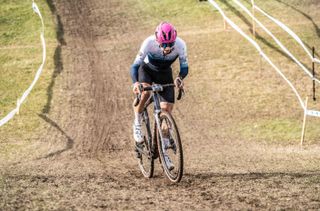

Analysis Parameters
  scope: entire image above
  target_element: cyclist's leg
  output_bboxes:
[157,71,175,170]
[157,67,175,113]
[136,63,153,112]
[157,68,174,137]
[160,102,173,113]
[133,64,152,143]
[159,79,175,114]
[134,82,150,114]
[160,103,173,138]
[160,102,174,145]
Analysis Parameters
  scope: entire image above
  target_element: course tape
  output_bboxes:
[234,0,320,85]
[0,2,46,127]
[208,0,320,117]
[208,0,305,110]
[253,4,320,65]
[306,109,320,117]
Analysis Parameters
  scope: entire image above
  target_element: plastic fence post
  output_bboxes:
[313,47,316,101]
[17,99,20,115]
[300,97,308,146]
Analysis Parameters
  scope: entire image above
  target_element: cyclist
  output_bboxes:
[130,22,189,169]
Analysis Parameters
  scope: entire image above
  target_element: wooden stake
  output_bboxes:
[313,47,316,101]
[300,97,308,146]
[223,18,227,30]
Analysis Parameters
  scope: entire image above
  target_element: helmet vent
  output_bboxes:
[168,31,172,41]
[162,31,167,40]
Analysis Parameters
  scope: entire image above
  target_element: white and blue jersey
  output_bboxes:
[130,35,189,83]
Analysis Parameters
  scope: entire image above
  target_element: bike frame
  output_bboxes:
[134,83,184,182]
[134,83,183,155]
[143,84,172,154]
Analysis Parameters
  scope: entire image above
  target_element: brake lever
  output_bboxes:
[177,87,184,100]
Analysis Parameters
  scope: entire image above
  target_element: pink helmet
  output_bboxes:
[155,22,177,44]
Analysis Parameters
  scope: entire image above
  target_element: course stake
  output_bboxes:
[300,97,308,146]
[313,47,316,101]
[17,99,20,115]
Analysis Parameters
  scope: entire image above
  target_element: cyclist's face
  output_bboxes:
[160,42,175,55]
[162,46,171,55]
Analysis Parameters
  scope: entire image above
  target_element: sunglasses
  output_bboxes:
[161,42,175,48]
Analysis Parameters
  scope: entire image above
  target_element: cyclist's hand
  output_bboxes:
[174,77,184,89]
[132,82,140,94]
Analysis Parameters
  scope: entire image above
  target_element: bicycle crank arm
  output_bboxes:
[135,146,152,159]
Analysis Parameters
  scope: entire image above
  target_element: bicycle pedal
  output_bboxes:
[169,138,177,152]
[136,153,142,159]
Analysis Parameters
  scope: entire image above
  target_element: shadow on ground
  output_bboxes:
[42,0,67,114]
[38,114,74,159]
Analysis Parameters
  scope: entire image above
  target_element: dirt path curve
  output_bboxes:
[1,0,320,210]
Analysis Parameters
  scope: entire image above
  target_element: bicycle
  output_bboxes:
[133,83,184,183]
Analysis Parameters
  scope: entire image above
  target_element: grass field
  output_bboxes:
[0,0,56,147]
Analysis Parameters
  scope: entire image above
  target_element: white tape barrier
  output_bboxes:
[208,0,320,117]
[207,0,305,110]
[306,110,320,117]
[233,0,320,84]
[253,4,320,65]
[0,2,46,127]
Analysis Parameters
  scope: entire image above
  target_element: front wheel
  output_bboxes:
[156,111,183,183]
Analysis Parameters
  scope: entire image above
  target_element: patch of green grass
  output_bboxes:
[0,0,55,45]
[0,0,56,142]
[238,118,320,144]
[136,0,215,27]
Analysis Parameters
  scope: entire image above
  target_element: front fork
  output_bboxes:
[143,109,153,157]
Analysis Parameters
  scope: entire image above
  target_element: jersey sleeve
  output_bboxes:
[130,36,151,83]
[178,39,189,79]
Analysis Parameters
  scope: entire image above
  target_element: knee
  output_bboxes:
[140,83,151,100]
[141,91,150,100]
[161,103,173,113]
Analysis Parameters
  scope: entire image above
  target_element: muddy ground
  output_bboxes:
[1,0,320,210]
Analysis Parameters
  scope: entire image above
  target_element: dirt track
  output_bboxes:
[1,0,320,210]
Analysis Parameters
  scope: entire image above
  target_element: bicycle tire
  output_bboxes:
[156,111,183,183]
[137,110,154,178]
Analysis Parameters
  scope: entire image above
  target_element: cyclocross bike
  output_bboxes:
[133,83,184,183]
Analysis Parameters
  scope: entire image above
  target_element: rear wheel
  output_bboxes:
[156,111,183,183]
[137,111,154,178]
